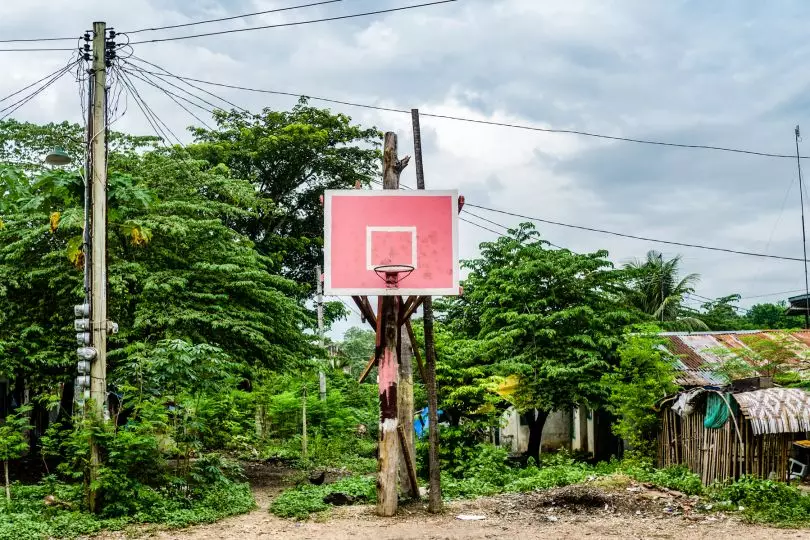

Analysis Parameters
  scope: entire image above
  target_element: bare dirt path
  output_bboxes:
[97,464,810,540]
[99,489,810,540]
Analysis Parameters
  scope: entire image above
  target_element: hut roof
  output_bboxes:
[660,330,810,387]
[732,388,810,435]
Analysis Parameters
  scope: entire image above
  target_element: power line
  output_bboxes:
[0,35,77,44]
[125,66,810,160]
[465,203,810,263]
[129,1,459,45]
[124,0,345,34]
[738,289,805,300]
[0,60,79,120]
[0,46,77,53]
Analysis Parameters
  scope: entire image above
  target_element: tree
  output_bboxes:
[0,405,31,500]
[0,121,317,448]
[623,250,707,330]
[337,327,376,374]
[188,100,381,287]
[440,223,636,462]
[695,294,750,330]
[746,302,804,330]
[602,327,677,456]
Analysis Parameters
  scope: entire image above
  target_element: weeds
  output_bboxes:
[269,475,376,519]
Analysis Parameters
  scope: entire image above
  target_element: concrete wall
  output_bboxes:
[571,405,596,457]
[499,408,571,454]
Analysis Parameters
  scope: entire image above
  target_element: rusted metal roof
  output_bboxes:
[661,330,810,387]
[733,388,810,435]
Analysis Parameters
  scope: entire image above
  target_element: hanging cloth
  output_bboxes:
[704,392,738,429]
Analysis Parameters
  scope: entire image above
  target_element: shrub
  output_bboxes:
[269,475,376,520]
[711,476,810,527]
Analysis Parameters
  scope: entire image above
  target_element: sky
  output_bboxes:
[2,0,810,338]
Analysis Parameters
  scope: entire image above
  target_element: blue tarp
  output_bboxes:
[414,406,443,438]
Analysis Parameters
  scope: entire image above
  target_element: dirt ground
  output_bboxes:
[97,464,810,540]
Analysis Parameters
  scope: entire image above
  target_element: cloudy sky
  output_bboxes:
[3,0,810,337]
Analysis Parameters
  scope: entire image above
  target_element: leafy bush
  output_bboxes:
[270,475,376,519]
[711,476,810,527]
[0,479,254,540]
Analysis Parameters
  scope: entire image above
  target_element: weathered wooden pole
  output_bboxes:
[412,109,442,511]
[376,132,409,516]
[398,326,418,498]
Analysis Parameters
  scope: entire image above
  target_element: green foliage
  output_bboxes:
[0,478,253,540]
[189,99,381,287]
[745,302,805,330]
[602,328,677,455]
[0,405,32,499]
[438,223,638,460]
[623,250,706,330]
[711,476,810,527]
[709,331,809,382]
[269,475,376,519]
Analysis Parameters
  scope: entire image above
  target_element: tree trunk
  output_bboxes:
[397,326,417,498]
[525,410,550,465]
[4,460,9,501]
[423,297,442,512]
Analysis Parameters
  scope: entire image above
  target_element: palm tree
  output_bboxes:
[624,250,708,330]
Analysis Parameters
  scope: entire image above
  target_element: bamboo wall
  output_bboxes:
[658,405,793,485]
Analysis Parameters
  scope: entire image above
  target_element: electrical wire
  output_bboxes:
[0,60,79,120]
[124,0,346,34]
[0,46,77,52]
[127,56,249,112]
[0,60,79,104]
[123,67,810,160]
[465,203,810,263]
[129,0,459,44]
[122,67,215,129]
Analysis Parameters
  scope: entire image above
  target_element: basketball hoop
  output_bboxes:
[373,264,415,289]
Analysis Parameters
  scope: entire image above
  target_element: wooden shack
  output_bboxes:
[658,387,810,484]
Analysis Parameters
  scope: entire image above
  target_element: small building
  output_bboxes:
[658,385,810,484]
[657,330,810,484]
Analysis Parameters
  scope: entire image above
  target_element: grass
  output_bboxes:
[0,479,255,540]
[270,475,376,519]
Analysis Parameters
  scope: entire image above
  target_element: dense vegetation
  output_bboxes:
[1,108,808,537]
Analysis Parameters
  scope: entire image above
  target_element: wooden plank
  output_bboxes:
[357,351,379,384]
[405,319,428,383]
[397,424,420,499]
[399,296,424,326]
[352,296,377,330]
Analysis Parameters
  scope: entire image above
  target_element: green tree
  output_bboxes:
[746,302,804,329]
[188,100,381,287]
[336,327,376,374]
[441,223,636,462]
[602,328,677,456]
[695,294,750,330]
[0,405,31,500]
[623,250,707,330]
[0,121,317,444]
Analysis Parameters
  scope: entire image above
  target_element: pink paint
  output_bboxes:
[323,190,460,296]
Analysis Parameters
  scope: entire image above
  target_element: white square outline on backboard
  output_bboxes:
[323,189,460,296]
[365,226,418,271]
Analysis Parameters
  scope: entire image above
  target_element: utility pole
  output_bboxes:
[88,20,108,513]
[796,125,810,329]
[397,323,417,498]
[412,109,442,512]
[316,266,326,400]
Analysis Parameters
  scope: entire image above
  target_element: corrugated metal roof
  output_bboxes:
[662,330,810,387]
[733,388,810,435]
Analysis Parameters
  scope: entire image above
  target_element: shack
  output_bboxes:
[658,384,810,484]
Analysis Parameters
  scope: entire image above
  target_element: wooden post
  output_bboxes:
[412,109,442,511]
[376,132,409,516]
[398,323,417,498]
[301,386,307,460]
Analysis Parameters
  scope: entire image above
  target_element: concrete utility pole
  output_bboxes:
[88,20,108,513]
[316,266,326,400]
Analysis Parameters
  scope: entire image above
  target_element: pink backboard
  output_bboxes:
[323,190,460,296]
